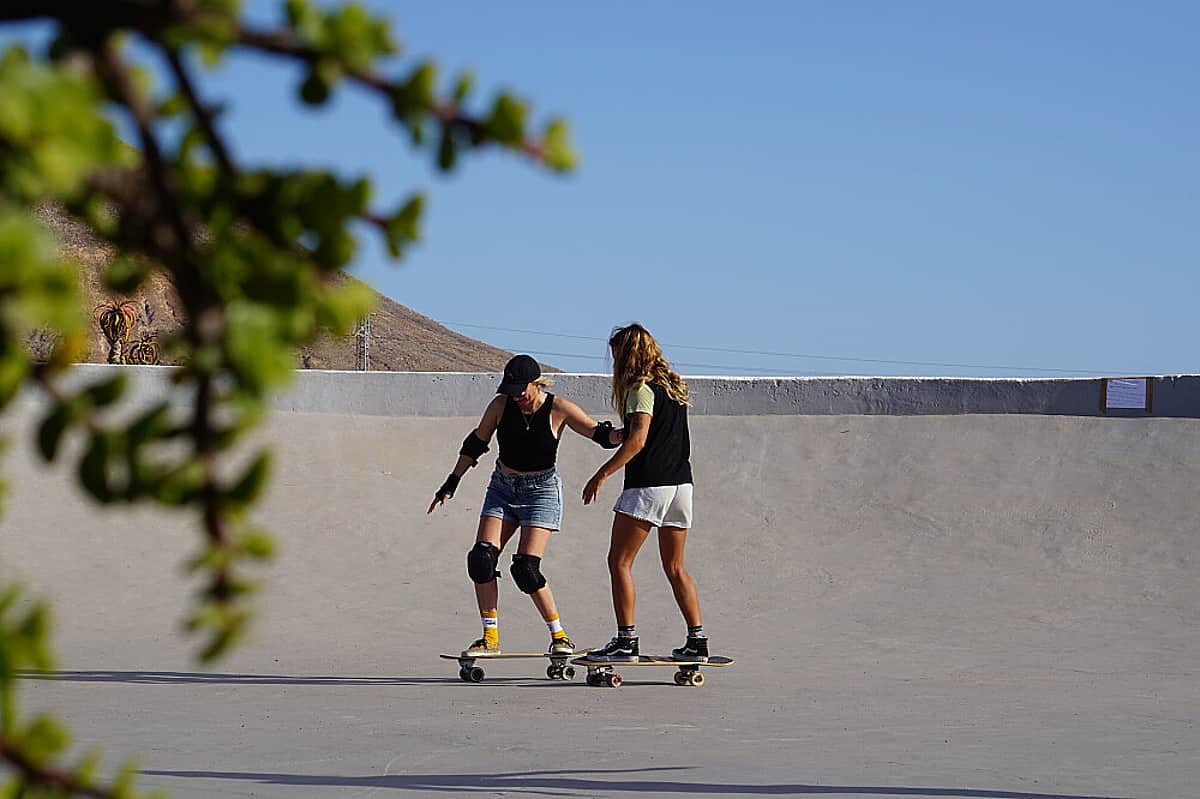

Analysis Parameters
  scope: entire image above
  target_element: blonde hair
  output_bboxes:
[533,376,553,390]
[608,323,689,414]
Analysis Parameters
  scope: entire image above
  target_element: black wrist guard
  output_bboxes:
[459,431,489,465]
[437,473,461,500]
[591,420,619,449]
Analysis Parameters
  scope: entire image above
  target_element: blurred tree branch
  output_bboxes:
[0,1,576,795]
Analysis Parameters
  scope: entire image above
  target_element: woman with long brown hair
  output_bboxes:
[583,323,707,662]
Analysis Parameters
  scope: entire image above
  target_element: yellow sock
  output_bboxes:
[482,610,498,646]
[545,613,567,639]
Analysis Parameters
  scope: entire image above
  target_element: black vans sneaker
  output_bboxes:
[584,636,638,662]
[671,636,708,662]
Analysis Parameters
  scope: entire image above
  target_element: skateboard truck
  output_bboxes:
[582,663,624,688]
[672,665,704,686]
[545,656,575,681]
[455,656,486,683]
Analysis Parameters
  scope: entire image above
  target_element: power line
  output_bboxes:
[497,347,828,376]
[438,319,1120,376]
[496,346,1103,378]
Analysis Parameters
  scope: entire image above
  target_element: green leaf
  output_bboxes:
[235,529,276,560]
[185,545,227,575]
[78,432,115,503]
[484,94,528,145]
[0,81,34,140]
[186,602,250,663]
[111,760,140,798]
[76,751,101,786]
[407,62,436,108]
[408,118,426,146]
[199,625,242,663]
[313,228,357,270]
[288,0,330,49]
[198,40,229,68]
[315,58,343,88]
[542,118,577,172]
[437,126,457,171]
[390,62,437,119]
[224,302,294,392]
[36,401,75,462]
[0,355,31,408]
[24,714,69,759]
[158,92,189,118]
[299,70,331,105]
[81,373,128,408]
[453,71,473,104]
[382,193,424,257]
[127,403,173,445]
[127,66,156,104]
[190,344,223,375]
[152,460,206,507]
[315,280,374,335]
[286,0,318,31]
[223,450,272,513]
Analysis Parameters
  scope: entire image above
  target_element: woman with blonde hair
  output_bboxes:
[429,354,621,657]
[583,324,707,662]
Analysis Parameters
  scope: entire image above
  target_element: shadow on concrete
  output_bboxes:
[140,766,1134,798]
[16,670,478,686]
[17,669,682,689]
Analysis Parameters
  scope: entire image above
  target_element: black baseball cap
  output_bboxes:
[498,354,541,395]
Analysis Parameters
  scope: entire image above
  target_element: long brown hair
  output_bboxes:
[608,323,689,414]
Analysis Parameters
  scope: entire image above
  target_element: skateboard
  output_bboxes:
[569,654,734,687]
[440,652,578,682]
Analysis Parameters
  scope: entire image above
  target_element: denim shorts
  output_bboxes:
[480,466,563,531]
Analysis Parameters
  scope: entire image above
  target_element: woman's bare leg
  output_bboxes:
[608,512,653,626]
[658,526,701,627]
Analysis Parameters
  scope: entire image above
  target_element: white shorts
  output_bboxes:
[613,484,693,529]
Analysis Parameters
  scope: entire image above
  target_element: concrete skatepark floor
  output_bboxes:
[3,393,1196,799]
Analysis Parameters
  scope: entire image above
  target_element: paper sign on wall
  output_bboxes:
[1102,378,1152,412]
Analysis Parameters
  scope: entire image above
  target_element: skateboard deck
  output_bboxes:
[440,652,579,682]
[569,655,734,687]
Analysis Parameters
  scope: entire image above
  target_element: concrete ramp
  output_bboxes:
[1,371,1196,799]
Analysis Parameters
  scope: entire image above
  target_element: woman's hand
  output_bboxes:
[427,473,460,513]
[582,469,607,505]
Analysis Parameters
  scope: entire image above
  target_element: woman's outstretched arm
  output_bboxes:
[427,396,505,513]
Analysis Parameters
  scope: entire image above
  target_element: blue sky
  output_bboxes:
[7,2,1199,376]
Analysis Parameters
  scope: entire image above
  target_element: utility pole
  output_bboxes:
[354,314,371,371]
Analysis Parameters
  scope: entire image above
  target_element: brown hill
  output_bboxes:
[31,205,535,372]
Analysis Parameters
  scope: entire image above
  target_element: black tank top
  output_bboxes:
[497,393,559,471]
[624,382,693,489]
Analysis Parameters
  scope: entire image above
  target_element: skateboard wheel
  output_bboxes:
[586,673,599,686]
[689,672,704,687]
[468,666,485,683]
[459,668,471,682]
[673,671,687,685]
[546,665,560,680]
[562,666,576,680]
[607,674,622,688]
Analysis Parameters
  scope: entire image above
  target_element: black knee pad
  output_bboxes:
[510,554,547,594]
[467,542,500,584]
